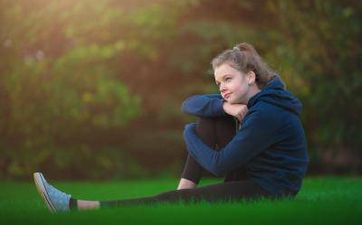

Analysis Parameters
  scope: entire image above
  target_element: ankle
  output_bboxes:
[77,200,100,210]
[177,178,197,190]
[69,198,78,210]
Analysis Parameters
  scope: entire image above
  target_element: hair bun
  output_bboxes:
[236,43,256,53]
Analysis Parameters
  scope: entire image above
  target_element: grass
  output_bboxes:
[0,176,361,225]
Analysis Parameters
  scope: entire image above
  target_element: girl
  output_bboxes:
[33,42,309,212]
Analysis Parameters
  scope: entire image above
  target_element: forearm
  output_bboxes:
[183,111,273,176]
[181,94,226,117]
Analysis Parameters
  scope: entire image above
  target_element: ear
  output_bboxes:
[247,71,256,85]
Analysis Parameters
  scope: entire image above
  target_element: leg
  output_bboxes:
[101,180,271,207]
[215,116,248,182]
[34,172,273,212]
[33,117,252,212]
[34,171,275,212]
[177,178,196,190]
[76,199,100,210]
[178,116,236,189]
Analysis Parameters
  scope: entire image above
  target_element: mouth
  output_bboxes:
[223,93,232,100]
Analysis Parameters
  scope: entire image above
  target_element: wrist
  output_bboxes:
[219,100,227,116]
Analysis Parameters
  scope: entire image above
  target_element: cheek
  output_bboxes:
[228,80,240,89]
[232,83,249,97]
[230,81,244,91]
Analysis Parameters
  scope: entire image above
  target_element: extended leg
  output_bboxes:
[102,180,270,208]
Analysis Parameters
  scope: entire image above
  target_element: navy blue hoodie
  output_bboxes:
[182,77,309,196]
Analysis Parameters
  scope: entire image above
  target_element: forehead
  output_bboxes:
[214,63,241,81]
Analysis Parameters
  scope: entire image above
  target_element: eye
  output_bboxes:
[225,77,231,82]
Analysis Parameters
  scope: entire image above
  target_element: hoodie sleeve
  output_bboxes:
[181,94,227,117]
[183,109,280,176]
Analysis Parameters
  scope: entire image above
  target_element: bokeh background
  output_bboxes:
[0,0,361,180]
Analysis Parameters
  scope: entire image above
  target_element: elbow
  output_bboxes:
[181,100,190,114]
[208,162,227,177]
[181,96,195,114]
[205,151,230,176]
[209,168,226,177]
[210,169,223,177]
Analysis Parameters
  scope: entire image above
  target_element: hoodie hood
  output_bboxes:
[247,75,303,115]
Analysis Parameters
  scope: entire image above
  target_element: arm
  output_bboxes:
[183,109,280,176]
[181,94,227,117]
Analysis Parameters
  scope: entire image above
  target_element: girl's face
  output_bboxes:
[214,63,251,104]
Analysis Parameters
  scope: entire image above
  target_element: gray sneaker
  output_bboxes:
[33,172,71,213]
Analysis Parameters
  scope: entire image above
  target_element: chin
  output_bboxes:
[226,95,244,104]
[228,99,238,104]
[230,98,244,104]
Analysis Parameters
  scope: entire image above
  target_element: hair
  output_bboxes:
[211,42,276,89]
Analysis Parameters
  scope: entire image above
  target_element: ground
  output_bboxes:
[0,176,361,225]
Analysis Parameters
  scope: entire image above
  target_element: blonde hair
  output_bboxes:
[211,42,276,89]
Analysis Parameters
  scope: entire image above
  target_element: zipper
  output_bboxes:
[234,117,240,132]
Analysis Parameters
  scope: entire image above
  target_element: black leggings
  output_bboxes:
[100,116,271,207]
[181,116,248,183]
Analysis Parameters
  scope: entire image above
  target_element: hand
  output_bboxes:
[222,102,248,121]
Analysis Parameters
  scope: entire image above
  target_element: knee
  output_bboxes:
[195,116,235,134]
[195,117,216,135]
[195,116,236,148]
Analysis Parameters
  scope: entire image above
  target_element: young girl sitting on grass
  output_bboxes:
[33,42,309,212]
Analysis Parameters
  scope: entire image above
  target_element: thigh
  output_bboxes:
[181,116,249,184]
[214,116,237,148]
[195,180,269,201]
[181,116,234,183]
[213,117,249,182]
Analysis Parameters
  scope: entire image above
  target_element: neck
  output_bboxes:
[246,86,261,104]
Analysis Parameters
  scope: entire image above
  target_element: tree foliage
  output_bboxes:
[0,0,360,179]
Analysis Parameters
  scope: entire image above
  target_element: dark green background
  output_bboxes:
[0,0,361,179]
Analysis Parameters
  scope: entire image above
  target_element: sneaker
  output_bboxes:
[33,172,71,213]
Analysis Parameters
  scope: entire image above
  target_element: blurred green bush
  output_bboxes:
[0,0,360,179]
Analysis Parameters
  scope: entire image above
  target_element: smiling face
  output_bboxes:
[214,63,254,104]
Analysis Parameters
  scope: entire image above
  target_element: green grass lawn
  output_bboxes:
[0,176,361,225]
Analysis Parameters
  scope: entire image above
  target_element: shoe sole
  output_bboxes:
[33,172,56,213]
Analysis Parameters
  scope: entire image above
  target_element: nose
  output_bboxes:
[219,83,226,93]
